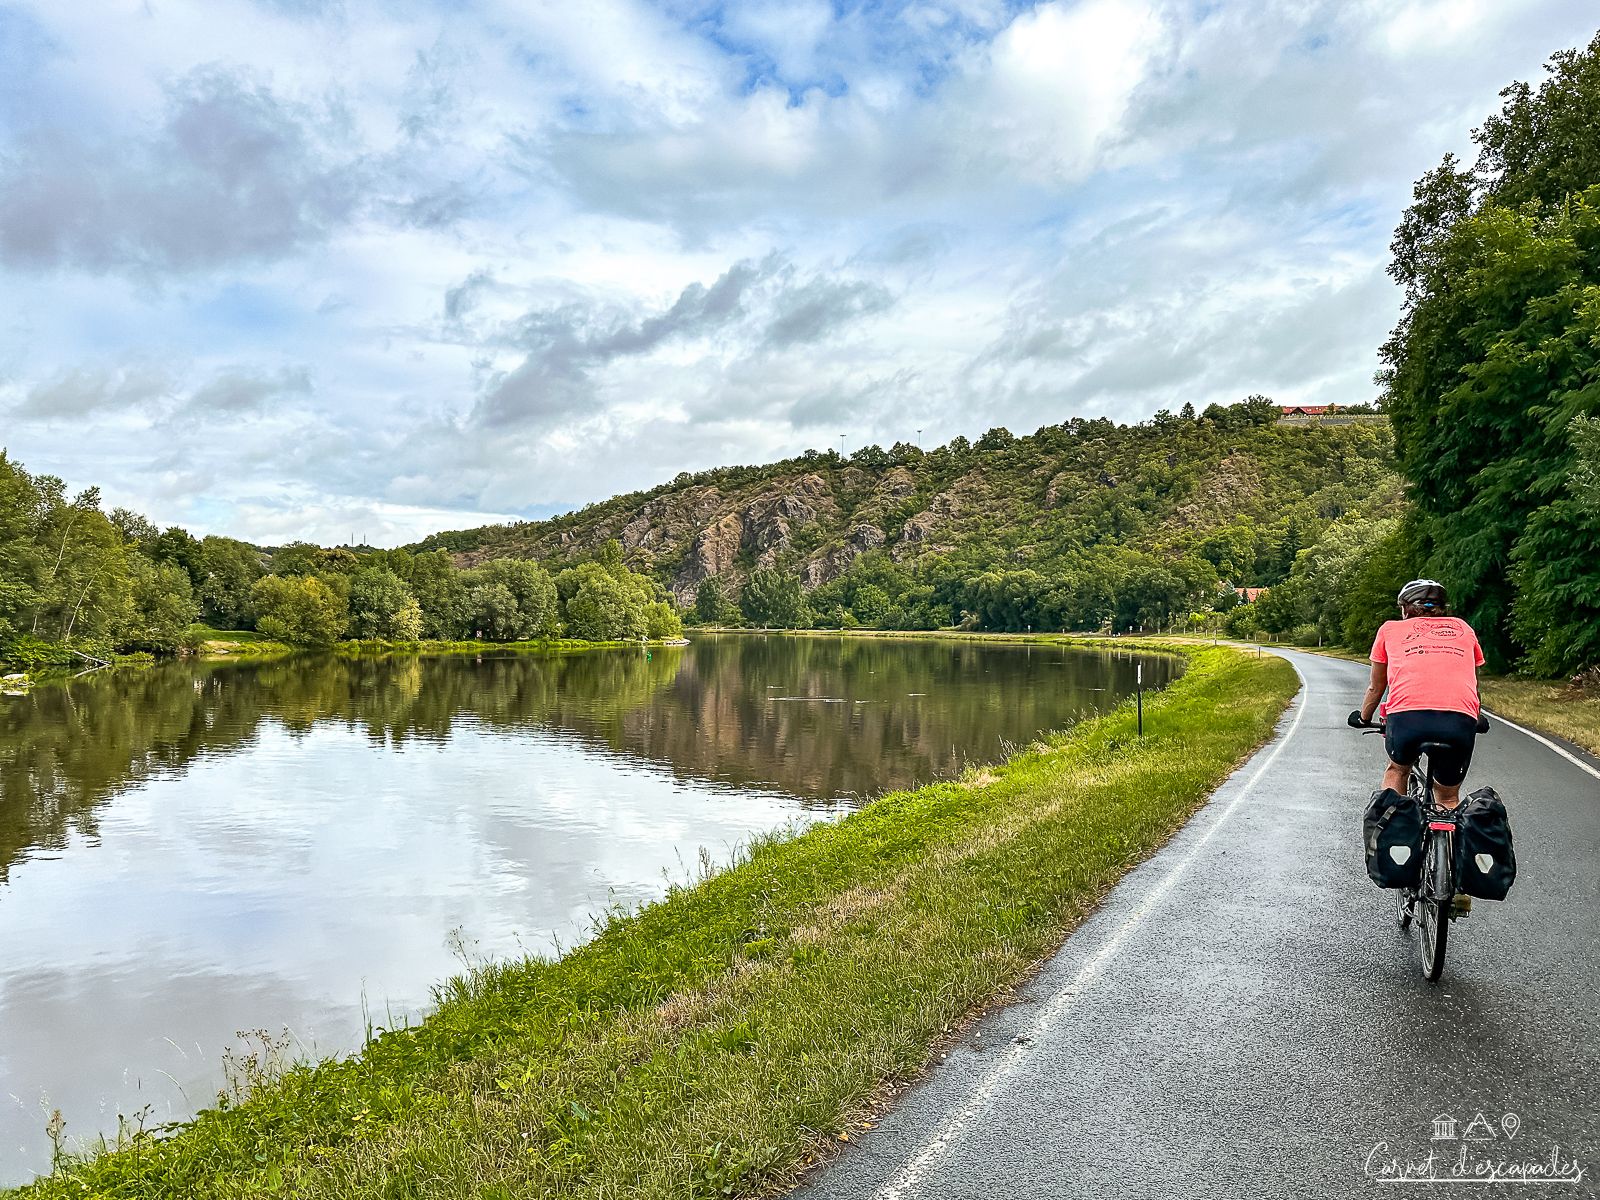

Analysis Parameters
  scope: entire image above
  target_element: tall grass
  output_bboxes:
[12,642,1297,1200]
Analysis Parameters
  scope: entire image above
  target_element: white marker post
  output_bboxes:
[1136,662,1143,737]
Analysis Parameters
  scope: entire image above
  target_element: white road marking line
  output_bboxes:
[1482,708,1600,782]
[873,661,1310,1200]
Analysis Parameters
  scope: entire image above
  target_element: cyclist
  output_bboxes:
[1347,579,1485,809]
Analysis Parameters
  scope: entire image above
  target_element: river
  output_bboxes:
[0,634,1174,1182]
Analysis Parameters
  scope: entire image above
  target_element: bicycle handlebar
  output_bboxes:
[1347,709,1490,734]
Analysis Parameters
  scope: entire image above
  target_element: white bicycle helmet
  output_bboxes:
[1396,578,1448,611]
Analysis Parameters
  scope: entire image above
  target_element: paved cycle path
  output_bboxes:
[803,649,1600,1199]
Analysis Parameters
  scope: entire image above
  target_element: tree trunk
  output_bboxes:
[63,581,92,642]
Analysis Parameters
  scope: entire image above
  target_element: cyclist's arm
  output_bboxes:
[1359,660,1387,724]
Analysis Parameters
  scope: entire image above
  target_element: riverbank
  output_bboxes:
[13,638,1297,1200]
[193,629,689,659]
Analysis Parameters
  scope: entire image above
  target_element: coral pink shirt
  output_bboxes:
[1370,617,1484,717]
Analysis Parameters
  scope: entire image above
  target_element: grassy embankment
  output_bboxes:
[14,640,1297,1200]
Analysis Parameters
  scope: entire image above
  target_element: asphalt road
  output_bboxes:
[803,649,1600,1199]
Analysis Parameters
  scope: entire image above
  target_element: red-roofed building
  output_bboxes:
[1280,404,1335,417]
[1235,586,1266,603]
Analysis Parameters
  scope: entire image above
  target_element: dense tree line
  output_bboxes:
[1375,33,1600,673]
[241,537,680,648]
[1,452,209,663]
[0,451,681,667]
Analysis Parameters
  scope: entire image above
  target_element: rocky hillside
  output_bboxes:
[414,402,1399,611]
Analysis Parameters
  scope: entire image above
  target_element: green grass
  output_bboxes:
[12,640,1298,1200]
[190,627,275,644]
[1480,676,1600,756]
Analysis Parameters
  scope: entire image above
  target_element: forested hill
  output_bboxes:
[414,400,1400,631]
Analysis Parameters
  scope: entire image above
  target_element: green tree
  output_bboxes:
[348,567,423,640]
[693,577,738,625]
[1570,414,1600,515]
[740,569,806,628]
[251,575,348,646]
[0,453,44,642]
[125,559,201,651]
[464,581,523,641]
[1254,579,1307,636]
[643,600,683,639]
[146,526,206,590]
[565,567,648,640]
[1380,34,1600,672]
[850,583,893,626]
[484,559,558,636]
[196,536,264,628]
[407,550,466,638]
[1339,523,1415,651]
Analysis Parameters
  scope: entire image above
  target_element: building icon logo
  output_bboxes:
[1369,1110,1585,1186]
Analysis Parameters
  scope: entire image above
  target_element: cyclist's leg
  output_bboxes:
[1381,760,1410,794]
[1382,713,1421,795]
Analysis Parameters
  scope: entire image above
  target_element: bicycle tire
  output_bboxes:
[1420,837,1450,981]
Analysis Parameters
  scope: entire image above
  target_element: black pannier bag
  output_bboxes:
[1456,786,1516,900]
[1364,787,1424,888]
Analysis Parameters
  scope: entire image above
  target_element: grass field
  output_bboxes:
[12,639,1298,1200]
[1480,676,1600,756]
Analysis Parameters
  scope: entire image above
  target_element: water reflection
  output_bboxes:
[0,635,1171,1181]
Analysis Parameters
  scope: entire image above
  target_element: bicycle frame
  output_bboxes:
[1397,742,1459,981]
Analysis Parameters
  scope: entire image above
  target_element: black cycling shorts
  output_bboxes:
[1384,709,1478,787]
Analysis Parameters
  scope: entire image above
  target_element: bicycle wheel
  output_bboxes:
[1419,837,1450,982]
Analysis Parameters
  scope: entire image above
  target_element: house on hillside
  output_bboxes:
[1279,404,1337,418]
[1234,586,1265,603]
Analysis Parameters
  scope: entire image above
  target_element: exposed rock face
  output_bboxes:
[667,474,835,603]
[800,523,887,587]
[672,513,743,604]
[1167,452,1266,531]
[876,466,917,500]
[620,497,674,550]
[801,554,845,588]
[897,481,969,549]
[850,524,886,550]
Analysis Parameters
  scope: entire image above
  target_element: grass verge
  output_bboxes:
[1480,676,1600,757]
[12,641,1297,1200]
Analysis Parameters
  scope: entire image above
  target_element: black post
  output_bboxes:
[1136,662,1143,737]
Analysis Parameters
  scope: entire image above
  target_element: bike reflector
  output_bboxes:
[1429,821,1455,831]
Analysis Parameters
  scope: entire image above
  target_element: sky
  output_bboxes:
[1,1,1596,547]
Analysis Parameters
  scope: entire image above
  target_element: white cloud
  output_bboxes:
[2,0,1598,543]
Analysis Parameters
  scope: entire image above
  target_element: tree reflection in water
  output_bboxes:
[0,636,1173,882]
